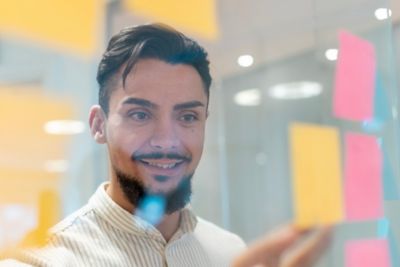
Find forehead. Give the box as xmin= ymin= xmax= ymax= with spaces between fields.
xmin=109 ymin=59 xmax=207 ymax=106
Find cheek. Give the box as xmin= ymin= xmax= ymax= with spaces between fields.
xmin=183 ymin=128 xmax=205 ymax=157
xmin=107 ymin=134 xmax=146 ymax=173
xmin=108 ymin=127 xmax=152 ymax=159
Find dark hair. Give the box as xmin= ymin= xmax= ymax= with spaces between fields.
xmin=96 ymin=23 xmax=212 ymax=115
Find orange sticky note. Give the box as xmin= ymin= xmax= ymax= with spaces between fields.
xmin=344 ymin=133 xmax=383 ymax=221
xmin=333 ymin=30 xmax=376 ymax=121
xmin=124 ymin=0 xmax=218 ymax=39
xmin=0 ymin=0 xmax=103 ymax=55
xmin=290 ymin=123 xmax=344 ymax=227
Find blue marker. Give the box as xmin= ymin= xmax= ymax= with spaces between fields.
xmin=137 ymin=195 xmax=166 ymax=226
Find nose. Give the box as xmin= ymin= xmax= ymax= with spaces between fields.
xmin=149 ymin=118 xmax=180 ymax=150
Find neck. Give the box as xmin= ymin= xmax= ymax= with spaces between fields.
xmin=106 ymin=180 xmax=181 ymax=242
xmin=155 ymin=211 xmax=181 ymax=242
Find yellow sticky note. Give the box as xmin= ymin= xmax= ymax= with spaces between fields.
xmin=0 ymin=0 xmax=103 ymax=55
xmin=20 ymin=190 xmax=61 ymax=247
xmin=290 ymin=123 xmax=344 ymax=227
xmin=124 ymin=0 xmax=218 ymax=39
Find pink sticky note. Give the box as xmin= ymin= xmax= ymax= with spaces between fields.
xmin=345 ymin=239 xmax=391 ymax=267
xmin=333 ymin=30 xmax=376 ymax=121
xmin=344 ymin=133 xmax=383 ymax=220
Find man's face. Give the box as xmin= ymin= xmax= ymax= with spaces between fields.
xmin=91 ymin=59 xmax=208 ymax=211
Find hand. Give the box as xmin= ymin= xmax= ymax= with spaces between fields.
xmin=232 ymin=224 xmax=332 ymax=267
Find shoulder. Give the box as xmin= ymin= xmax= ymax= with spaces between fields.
xmin=3 ymin=204 xmax=105 ymax=266
xmin=194 ymin=216 xmax=247 ymax=250
xmin=49 ymin=204 xmax=94 ymax=235
xmin=195 ymin=217 xmax=245 ymax=243
xmin=189 ymin=217 xmax=246 ymax=265
xmin=46 ymin=203 xmax=108 ymax=252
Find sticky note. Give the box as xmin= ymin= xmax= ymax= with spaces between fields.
xmin=0 ymin=0 xmax=103 ymax=54
xmin=124 ymin=0 xmax=218 ymax=39
xmin=385 ymin=201 xmax=400 ymax=248
xmin=333 ymin=30 xmax=376 ymax=121
xmin=20 ymin=190 xmax=61 ymax=247
xmin=344 ymin=133 xmax=383 ymax=221
xmin=362 ymin=73 xmax=391 ymax=133
xmin=345 ymin=239 xmax=391 ymax=267
xmin=382 ymin=152 xmax=400 ymax=200
xmin=378 ymin=218 xmax=390 ymax=238
xmin=374 ymin=73 xmax=391 ymax=122
xmin=362 ymin=119 xmax=383 ymax=133
xmin=389 ymin=229 xmax=400 ymax=267
xmin=290 ymin=123 xmax=344 ymax=227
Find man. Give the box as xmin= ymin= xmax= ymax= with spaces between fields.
xmin=2 ymin=23 xmax=330 ymax=267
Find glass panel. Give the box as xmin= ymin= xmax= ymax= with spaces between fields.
xmin=0 ymin=1 xmax=398 ymax=266
xmin=216 ymin=0 xmax=399 ymax=266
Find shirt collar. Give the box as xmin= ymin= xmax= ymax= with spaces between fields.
xmin=89 ymin=182 xmax=197 ymax=242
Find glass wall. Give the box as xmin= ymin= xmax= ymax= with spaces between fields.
xmin=208 ymin=0 xmax=400 ymax=266
xmin=0 ymin=0 xmax=399 ymax=266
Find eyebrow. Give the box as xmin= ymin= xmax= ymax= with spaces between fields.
xmin=121 ymin=97 xmax=205 ymax=111
xmin=122 ymin=97 xmax=157 ymax=109
xmin=173 ymin=101 xmax=205 ymax=111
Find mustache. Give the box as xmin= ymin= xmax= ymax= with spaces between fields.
xmin=131 ymin=152 xmax=191 ymax=161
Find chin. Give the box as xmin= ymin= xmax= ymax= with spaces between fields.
xmin=114 ymin=166 xmax=194 ymax=215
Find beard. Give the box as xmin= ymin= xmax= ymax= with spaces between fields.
xmin=113 ymin=166 xmax=193 ymax=216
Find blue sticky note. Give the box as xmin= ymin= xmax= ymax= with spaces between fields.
xmin=377 ymin=218 xmax=390 ymax=238
xmin=382 ymin=152 xmax=400 ymax=200
xmin=363 ymin=74 xmax=391 ymax=133
xmin=389 ymin=229 xmax=400 ymax=267
xmin=374 ymin=73 xmax=391 ymax=122
xmin=362 ymin=119 xmax=383 ymax=133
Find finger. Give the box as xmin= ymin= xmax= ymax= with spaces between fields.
xmin=282 ymin=226 xmax=333 ymax=267
xmin=231 ymin=224 xmax=310 ymax=267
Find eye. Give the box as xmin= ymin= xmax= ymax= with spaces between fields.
xmin=128 ymin=111 xmax=151 ymax=121
xmin=179 ymin=113 xmax=198 ymax=123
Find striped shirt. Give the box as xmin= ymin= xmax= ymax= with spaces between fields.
xmin=2 ymin=183 xmax=246 ymax=266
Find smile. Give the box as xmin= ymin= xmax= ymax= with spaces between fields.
xmin=139 ymin=159 xmax=185 ymax=169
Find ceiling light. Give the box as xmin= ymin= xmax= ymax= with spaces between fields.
xmin=268 ymin=81 xmax=322 ymax=100
xmin=44 ymin=160 xmax=69 ymax=173
xmin=375 ymin=8 xmax=392 ymax=20
xmin=44 ymin=120 xmax=85 ymax=135
xmin=234 ymin=88 xmax=261 ymax=106
xmin=237 ymin=55 xmax=254 ymax=67
xmin=325 ymin=49 xmax=338 ymax=61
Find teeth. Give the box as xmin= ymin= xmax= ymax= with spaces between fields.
xmin=144 ymin=160 xmax=182 ymax=169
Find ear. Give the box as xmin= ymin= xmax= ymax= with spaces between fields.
xmin=89 ymin=105 xmax=107 ymax=144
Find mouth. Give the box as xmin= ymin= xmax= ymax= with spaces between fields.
xmin=132 ymin=153 xmax=191 ymax=179
xmin=138 ymin=159 xmax=185 ymax=170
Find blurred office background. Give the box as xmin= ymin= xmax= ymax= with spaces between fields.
xmin=0 ymin=0 xmax=399 ymax=265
